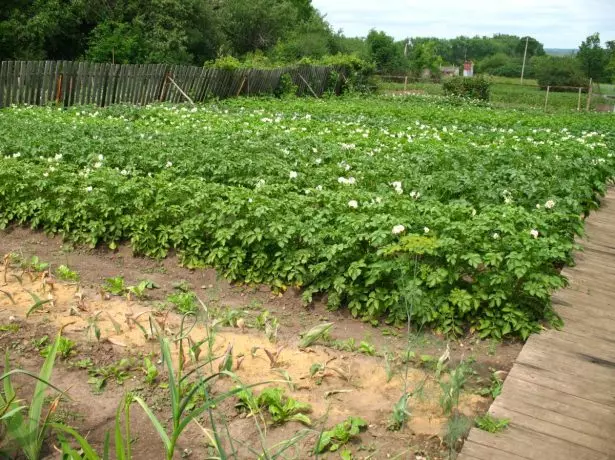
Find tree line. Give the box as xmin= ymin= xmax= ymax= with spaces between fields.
xmin=1 ymin=1 xmax=613 ymax=87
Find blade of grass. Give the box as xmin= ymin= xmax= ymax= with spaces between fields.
xmin=50 ymin=423 xmax=101 ymax=460
xmin=132 ymin=395 xmax=172 ymax=452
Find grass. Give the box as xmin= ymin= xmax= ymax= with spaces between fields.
xmin=475 ymin=413 xmax=510 ymax=433
xmin=379 ymin=75 xmax=603 ymax=111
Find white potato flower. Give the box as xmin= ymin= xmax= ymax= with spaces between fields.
xmin=392 ymin=225 xmax=406 ymax=235
xmin=348 ymin=200 xmax=358 ymax=209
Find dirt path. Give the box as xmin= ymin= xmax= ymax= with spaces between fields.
xmin=0 ymin=227 xmax=521 ymax=459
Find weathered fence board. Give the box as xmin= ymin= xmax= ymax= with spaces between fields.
xmin=0 ymin=60 xmax=344 ymax=108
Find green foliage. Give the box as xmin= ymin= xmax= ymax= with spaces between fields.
xmin=1 ymin=98 xmax=613 ymax=339
xmin=478 ymin=371 xmax=504 ymax=399
xmin=442 ymin=76 xmax=491 ymax=100
xmin=439 ymin=362 xmax=471 ymax=416
xmin=56 ymin=265 xmax=79 ymax=281
xmin=443 ymin=413 xmax=472 ymax=450
xmin=316 ymin=416 xmax=367 ymax=453
xmin=475 ymin=413 xmax=510 ymax=432
xmin=41 ymin=336 xmax=76 ymax=361
xmin=104 ymin=277 xmax=126 ymax=296
xmin=255 ymin=387 xmax=312 ymax=425
xmin=577 ymin=33 xmax=609 ymax=81
xmin=142 ymin=357 xmax=158 ymax=385
xmin=358 ymin=341 xmax=376 ymax=356
xmin=533 ymin=56 xmax=589 ymax=89
xmin=387 ymin=392 xmax=411 ymax=431
xmin=166 ymin=292 xmax=198 ymax=315
xmin=366 ymin=30 xmax=407 ymax=73
xmin=275 ymin=73 xmax=299 ymax=98
xmin=299 ymin=323 xmax=333 ymax=348
xmin=127 ymin=280 xmax=158 ymax=300
xmin=0 ymin=334 xmax=65 ymax=460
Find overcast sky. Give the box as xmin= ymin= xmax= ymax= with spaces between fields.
xmin=312 ymin=0 xmax=615 ymax=49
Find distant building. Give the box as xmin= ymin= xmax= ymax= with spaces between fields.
xmin=440 ymin=66 xmax=459 ymax=77
xmin=463 ymin=61 xmax=474 ymax=77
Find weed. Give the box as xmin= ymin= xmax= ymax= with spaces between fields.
xmin=478 ymin=371 xmax=504 ymax=399
xmin=127 ymin=279 xmax=158 ymax=300
xmin=104 ymin=276 xmax=126 ymax=296
xmin=298 ymin=322 xmax=333 ymax=348
xmin=31 ymin=335 xmax=50 ymax=350
xmin=439 ymin=362 xmax=471 ymax=416
xmin=316 ymin=416 xmax=368 ymax=453
xmin=142 ymin=357 xmax=159 ymax=385
xmin=86 ymin=312 xmax=102 ymax=342
xmin=0 ymin=334 xmax=66 ymax=460
xmin=327 ymin=337 xmax=357 ymax=352
xmin=56 ymin=265 xmax=79 ymax=282
xmin=255 ymin=310 xmax=280 ymax=342
xmin=383 ymin=349 xmax=397 ymax=383
xmin=41 ymin=336 xmax=76 ymax=360
xmin=255 ymin=387 xmax=311 ymax=425
xmin=167 ymin=291 xmax=198 ymax=314
xmin=443 ymin=413 xmax=472 ymax=452
xmin=0 ymin=323 xmax=19 ymax=333
xmin=87 ymin=358 xmax=135 ymax=392
xmin=23 ymin=255 xmax=49 ymax=273
xmin=358 ymin=341 xmax=376 ymax=356
xmin=475 ymin=413 xmax=510 ymax=433
xmin=72 ymin=358 xmax=93 ymax=369
xmin=387 ymin=392 xmax=411 ymax=431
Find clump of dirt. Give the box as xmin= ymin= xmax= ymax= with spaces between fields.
xmin=0 ymin=227 xmax=522 ymax=459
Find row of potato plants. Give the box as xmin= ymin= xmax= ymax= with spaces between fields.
xmin=1 ymin=95 xmax=613 ymax=338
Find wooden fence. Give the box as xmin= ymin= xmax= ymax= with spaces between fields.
xmin=0 ymin=61 xmax=336 ymax=108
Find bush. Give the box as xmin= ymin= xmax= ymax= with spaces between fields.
xmin=321 ymin=53 xmax=376 ymax=94
xmin=442 ymin=76 xmax=491 ymax=101
xmin=274 ymin=73 xmax=298 ymax=98
xmin=532 ymin=56 xmax=589 ymax=91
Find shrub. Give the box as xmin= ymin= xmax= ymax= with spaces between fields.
xmin=442 ymin=76 xmax=491 ymax=101
xmin=532 ymin=56 xmax=589 ymax=91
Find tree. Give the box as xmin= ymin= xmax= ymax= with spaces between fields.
xmin=217 ymin=0 xmax=299 ymax=55
xmin=408 ymin=40 xmax=443 ymax=80
xmin=366 ymin=30 xmax=406 ymax=73
xmin=533 ymin=56 xmax=588 ymax=89
xmin=577 ymin=33 xmax=608 ymax=81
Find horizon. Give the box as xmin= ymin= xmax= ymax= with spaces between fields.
xmin=312 ymin=0 xmax=615 ymax=49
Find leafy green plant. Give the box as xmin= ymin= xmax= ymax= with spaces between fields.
xmin=87 ymin=359 xmax=134 ymax=392
xmin=475 ymin=413 xmax=510 ymax=433
xmin=316 ymin=416 xmax=367 ymax=453
xmin=41 ymin=336 xmax=76 ymax=360
xmin=166 ymin=292 xmax=198 ymax=315
xmin=0 ymin=334 xmax=66 ymax=460
xmin=23 ymin=255 xmax=49 ymax=273
xmin=387 ymin=392 xmax=411 ymax=431
xmin=56 ymin=265 xmax=79 ymax=281
xmin=103 ymin=276 xmax=126 ymax=296
xmin=478 ymin=371 xmax=504 ymax=399
xmin=358 ymin=341 xmax=376 ymax=356
xmin=255 ymin=387 xmax=311 ymax=425
xmin=127 ymin=279 xmax=158 ymax=300
xmin=142 ymin=357 xmax=158 ymax=385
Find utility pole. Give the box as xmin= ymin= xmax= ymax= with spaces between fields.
xmin=520 ymin=36 xmax=529 ymax=85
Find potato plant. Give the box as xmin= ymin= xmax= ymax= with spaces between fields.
xmin=0 ymin=95 xmax=613 ymax=338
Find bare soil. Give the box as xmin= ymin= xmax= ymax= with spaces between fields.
xmin=0 ymin=227 xmax=522 ymax=459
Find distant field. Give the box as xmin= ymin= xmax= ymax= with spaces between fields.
xmin=378 ymin=75 xmax=607 ymax=111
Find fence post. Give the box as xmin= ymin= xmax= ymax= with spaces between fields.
xmin=577 ymin=87 xmax=582 ymax=111
xmin=404 ymin=75 xmax=408 ymax=92
xmin=586 ymin=78 xmax=593 ymax=111
xmin=544 ymin=86 xmax=550 ymax=112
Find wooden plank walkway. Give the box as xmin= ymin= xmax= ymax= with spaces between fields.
xmin=459 ymin=192 xmax=615 ymax=460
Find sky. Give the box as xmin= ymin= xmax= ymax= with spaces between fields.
xmin=311 ymin=0 xmax=615 ymax=49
